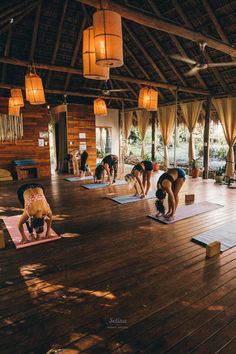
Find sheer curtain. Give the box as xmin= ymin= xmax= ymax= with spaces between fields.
xmin=180 ymin=101 xmax=203 ymax=167
xmin=124 ymin=111 xmax=133 ymax=156
xmin=158 ymin=105 xmax=176 ymax=169
xmin=213 ymin=97 xmax=236 ymax=177
xmin=136 ymin=110 xmax=151 ymax=159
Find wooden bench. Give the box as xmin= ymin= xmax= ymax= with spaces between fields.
xmin=15 ymin=165 xmax=40 ymax=180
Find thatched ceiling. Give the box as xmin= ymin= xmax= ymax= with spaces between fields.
xmin=0 ymin=0 xmax=235 ymax=109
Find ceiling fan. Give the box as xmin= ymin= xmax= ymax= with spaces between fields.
xmin=81 ymin=81 xmax=129 ymax=96
xmin=171 ymin=41 xmax=236 ymax=76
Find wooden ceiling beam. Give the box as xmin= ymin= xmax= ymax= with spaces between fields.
xmin=172 ymin=0 xmax=228 ymax=92
xmin=143 ymin=27 xmax=187 ymax=86
xmin=77 ymin=0 xmax=236 ymax=57
xmin=0 ymin=82 xmax=136 ymax=102
xmin=0 ymin=2 xmax=38 ymax=36
xmin=0 ymin=0 xmax=36 ymax=20
xmin=147 ymin=0 xmax=208 ymax=90
xmin=46 ymin=0 xmax=69 ymax=88
xmin=64 ymin=16 xmax=87 ymax=90
xmin=123 ymin=42 xmax=165 ymax=101
xmin=29 ymin=0 xmax=42 ymax=61
xmin=0 ymin=57 xmax=209 ymax=95
xmin=202 ymin=0 xmax=230 ymax=44
xmin=124 ymin=23 xmax=174 ymax=99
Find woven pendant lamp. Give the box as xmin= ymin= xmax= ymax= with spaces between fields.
xmin=10 ymin=89 xmax=24 ymax=107
xmin=8 ymin=98 xmax=20 ymax=116
xmin=138 ymin=87 xmax=158 ymax=111
xmin=83 ymin=26 xmax=109 ymax=80
xmin=94 ymin=98 xmax=107 ymax=116
xmin=25 ymin=68 xmax=46 ymax=105
xmin=93 ymin=9 xmax=123 ymax=67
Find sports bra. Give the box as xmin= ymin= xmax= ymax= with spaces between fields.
xmin=24 ymin=194 xmax=50 ymax=218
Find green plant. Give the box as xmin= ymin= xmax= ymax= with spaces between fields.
xmin=215 ymin=166 xmax=224 ymax=176
xmin=191 ymin=159 xmax=199 ymax=169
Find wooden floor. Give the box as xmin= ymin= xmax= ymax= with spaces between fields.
xmin=0 ymin=172 xmax=236 ymax=354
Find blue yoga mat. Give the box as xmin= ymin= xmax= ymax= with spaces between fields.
xmin=64 ymin=176 xmax=93 ymax=182
xmin=81 ymin=180 xmax=127 ymax=190
xmin=148 ymin=201 xmax=223 ymax=224
xmin=111 ymin=191 xmax=156 ymax=204
xmin=192 ymin=220 xmax=236 ymax=251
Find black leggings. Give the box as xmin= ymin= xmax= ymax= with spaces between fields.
xmin=17 ymin=183 xmax=44 ymax=234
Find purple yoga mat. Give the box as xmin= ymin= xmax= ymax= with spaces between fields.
xmin=3 ymin=215 xmax=61 ymax=249
xmin=148 ymin=201 xmax=223 ymax=224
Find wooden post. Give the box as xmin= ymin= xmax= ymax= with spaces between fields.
xmin=203 ymin=97 xmax=211 ymax=179
xmin=0 ymin=230 xmax=5 ymax=249
xmin=151 ymin=112 xmax=156 ymax=161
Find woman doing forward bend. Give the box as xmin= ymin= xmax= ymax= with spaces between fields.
xmin=94 ymin=154 xmax=118 ymax=184
xmin=17 ymin=183 xmax=53 ymax=244
xmin=155 ymin=168 xmax=186 ymax=218
xmin=125 ymin=160 xmax=153 ymax=198
xmin=79 ymin=150 xmax=88 ymax=178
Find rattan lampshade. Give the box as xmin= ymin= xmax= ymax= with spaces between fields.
xmin=25 ymin=72 xmax=46 ymax=105
xmin=10 ymin=89 xmax=24 ymax=107
xmin=8 ymin=98 xmax=20 ymax=116
xmin=93 ymin=9 xmax=123 ymax=68
xmin=94 ymin=98 xmax=107 ymax=116
xmin=83 ymin=26 xmax=109 ymax=80
xmin=138 ymin=87 xmax=158 ymax=111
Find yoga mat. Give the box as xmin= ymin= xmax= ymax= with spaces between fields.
xmin=81 ymin=180 xmax=127 ymax=190
xmin=192 ymin=220 xmax=236 ymax=251
xmin=2 ymin=215 xmax=60 ymax=249
xmin=148 ymin=201 xmax=223 ymax=224
xmin=64 ymin=176 xmax=93 ymax=182
xmin=111 ymin=191 xmax=156 ymax=204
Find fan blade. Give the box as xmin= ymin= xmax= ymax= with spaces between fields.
xmin=171 ymin=54 xmax=197 ymax=65
xmin=207 ymin=61 xmax=236 ymax=68
xmin=81 ymin=87 xmax=103 ymax=92
xmin=184 ymin=65 xmax=201 ymax=76
xmin=109 ymin=89 xmax=130 ymax=92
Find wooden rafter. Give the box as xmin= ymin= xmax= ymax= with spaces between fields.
xmin=0 ymin=1 xmax=38 ymax=36
xmin=64 ymin=16 xmax=87 ymax=90
xmin=29 ymin=0 xmax=42 ymax=61
xmin=143 ymin=27 xmax=187 ymax=86
xmin=172 ymin=0 xmax=228 ymax=92
xmin=0 ymin=82 xmax=136 ymax=102
xmin=202 ymin=0 xmax=230 ymax=44
xmin=46 ymin=0 xmax=69 ymax=88
xmin=0 ymin=57 xmax=209 ymax=95
xmin=0 ymin=0 xmax=36 ymax=21
xmin=77 ymin=0 xmax=236 ymax=57
xmin=147 ymin=0 xmax=208 ymax=90
xmin=124 ymin=23 xmax=173 ymax=99
xmin=1 ymin=27 xmax=12 ymax=84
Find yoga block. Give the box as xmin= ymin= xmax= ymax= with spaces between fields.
xmin=0 ymin=230 xmax=5 ymax=249
xmin=185 ymin=194 xmax=195 ymax=204
xmin=206 ymin=241 xmax=221 ymax=258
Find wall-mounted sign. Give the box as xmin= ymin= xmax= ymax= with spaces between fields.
xmin=38 ymin=138 xmax=45 ymax=147
xmin=79 ymin=133 xmax=86 ymax=139
xmin=79 ymin=142 xmax=87 ymax=151
xmin=39 ymin=131 xmax=49 ymax=139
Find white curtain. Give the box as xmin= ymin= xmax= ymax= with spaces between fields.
xmin=136 ymin=110 xmax=151 ymax=159
xmin=180 ymin=101 xmax=203 ymax=167
xmin=124 ymin=111 xmax=133 ymax=156
xmin=158 ymin=105 xmax=176 ymax=169
xmin=212 ymin=97 xmax=236 ymax=177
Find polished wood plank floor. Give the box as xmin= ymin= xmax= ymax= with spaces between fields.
xmin=0 ymin=172 xmax=236 ymax=354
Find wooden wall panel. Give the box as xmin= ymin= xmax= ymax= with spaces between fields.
xmin=67 ymin=104 xmax=96 ymax=172
xmin=0 ymin=98 xmax=51 ymax=178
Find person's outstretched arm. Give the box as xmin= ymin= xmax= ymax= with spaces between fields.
xmin=104 ymin=164 xmax=111 ymax=183
xmin=134 ymin=172 xmax=145 ymax=197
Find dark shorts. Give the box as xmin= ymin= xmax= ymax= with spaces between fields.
xmin=17 ymin=183 xmax=44 ymax=207
xmin=176 ymin=168 xmax=186 ymax=180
